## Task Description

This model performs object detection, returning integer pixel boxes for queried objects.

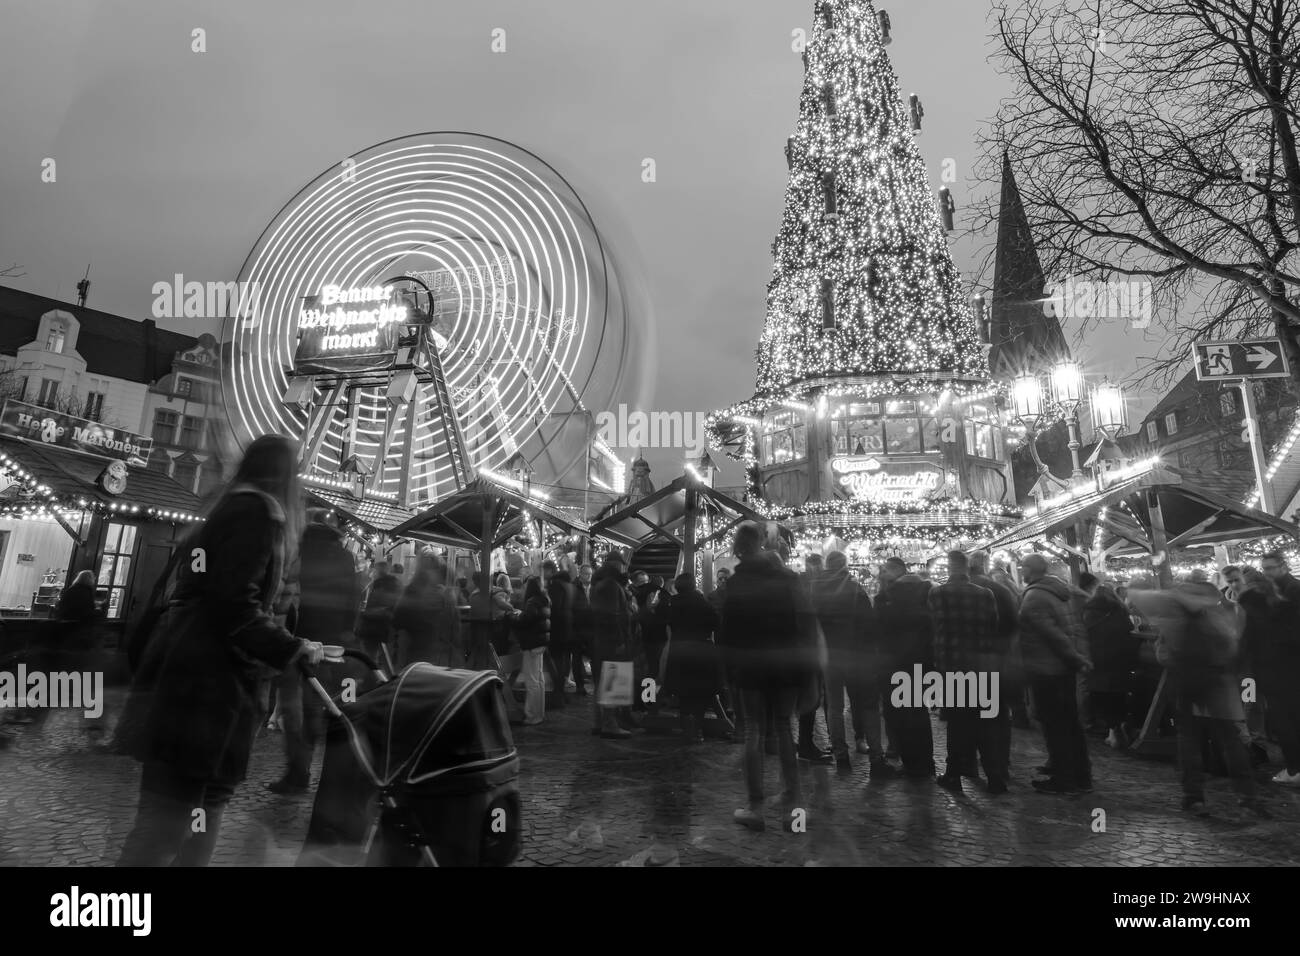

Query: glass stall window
[96,522,138,620]
[884,416,922,454]
[761,411,807,465]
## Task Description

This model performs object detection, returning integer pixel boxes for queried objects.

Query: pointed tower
[990,152,1069,377]
[706,0,1022,565]
[754,0,989,395]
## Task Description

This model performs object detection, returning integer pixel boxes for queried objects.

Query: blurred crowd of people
[7,434,1297,863]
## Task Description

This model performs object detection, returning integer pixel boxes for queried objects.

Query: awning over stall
[0,438,202,519]
[981,462,1299,555]
[590,472,765,556]
[391,476,589,550]
[305,485,417,534]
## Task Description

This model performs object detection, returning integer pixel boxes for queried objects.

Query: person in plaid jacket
[927,550,1009,794]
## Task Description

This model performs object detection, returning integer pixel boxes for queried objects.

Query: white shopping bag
[597,660,634,707]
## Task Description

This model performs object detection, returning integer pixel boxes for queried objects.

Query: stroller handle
[296,645,388,683]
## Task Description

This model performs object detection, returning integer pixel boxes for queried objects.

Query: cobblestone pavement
[2,689,1298,867]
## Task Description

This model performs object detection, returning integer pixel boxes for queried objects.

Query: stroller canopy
[340,664,515,787]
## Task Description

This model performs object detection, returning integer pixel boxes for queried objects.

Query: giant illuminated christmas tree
[708,0,1021,567]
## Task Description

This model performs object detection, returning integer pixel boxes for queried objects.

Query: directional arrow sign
[1192,338,1291,381]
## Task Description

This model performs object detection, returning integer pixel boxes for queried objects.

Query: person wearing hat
[589,552,635,738]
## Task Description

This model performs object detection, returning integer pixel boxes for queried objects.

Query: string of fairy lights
[0,452,204,524]
[753,0,988,395]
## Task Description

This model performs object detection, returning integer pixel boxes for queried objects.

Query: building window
[37,378,59,408]
[179,416,203,449]
[147,451,170,475]
[760,410,807,465]
[822,173,837,217]
[1165,412,1179,436]
[172,460,198,491]
[152,409,179,445]
[885,416,922,454]
[1146,421,1158,443]
[83,391,105,421]
[175,377,193,398]
[962,403,1001,460]
[1219,391,1236,416]
[18,376,28,401]
[831,401,883,456]
[95,522,138,621]
[46,324,66,354]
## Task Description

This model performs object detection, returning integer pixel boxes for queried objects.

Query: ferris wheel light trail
[221,133,608,507]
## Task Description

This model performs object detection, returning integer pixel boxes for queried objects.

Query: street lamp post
[1050,360,1086,479]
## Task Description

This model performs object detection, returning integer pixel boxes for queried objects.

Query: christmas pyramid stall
[707,0,1021,568]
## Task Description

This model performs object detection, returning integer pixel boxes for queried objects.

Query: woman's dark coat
[118,489,303,786]
[663,589,722,701]
[512,592,552,651]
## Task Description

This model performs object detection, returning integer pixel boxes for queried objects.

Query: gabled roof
[589,473,766,549]
[0,437,202,515]
[391,476,589,547]
[0,285,197,384]
[982,462,1298,554]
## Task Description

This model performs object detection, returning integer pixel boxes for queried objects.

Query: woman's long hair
[211,435,304,555]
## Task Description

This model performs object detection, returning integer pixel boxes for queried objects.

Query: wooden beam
[681,484,698,578]
[1147,489,1173,589]
[1165,510,1226,549]
[695,514,746,550]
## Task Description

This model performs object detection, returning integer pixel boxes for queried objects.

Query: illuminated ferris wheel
[220,132,612,515]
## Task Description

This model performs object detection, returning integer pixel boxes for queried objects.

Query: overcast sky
[0,0,1151,487]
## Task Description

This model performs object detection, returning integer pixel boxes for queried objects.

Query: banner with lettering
[0,400,153,467]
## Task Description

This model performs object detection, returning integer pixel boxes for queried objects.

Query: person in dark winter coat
[570,564,595,695]
[971,551,1027,729]
[1259,554,1300,785]
[1018,554,1093,795]
[1128,577,1264,813]
[393,554,465,669]
[269,511,362,794]
[356,568,400,668]
[664,572,721,742]
[589,554,634,738]
[928,551,1008,793]
[1079,572,1138,750]
[512,576,551,725]
[874,556,935,778]
[807,551,885,776]
[543,561,573,709]
[116,435,325,866]
[719,522,817,833]
[467,571,518,671]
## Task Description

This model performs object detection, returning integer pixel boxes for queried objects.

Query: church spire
[990,152,1069,377]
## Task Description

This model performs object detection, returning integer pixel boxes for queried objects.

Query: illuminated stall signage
[831,456,943,504]
[0,400,152,467]
[292,284,410,375]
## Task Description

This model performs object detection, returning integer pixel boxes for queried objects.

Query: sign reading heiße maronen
[0,400,152,467]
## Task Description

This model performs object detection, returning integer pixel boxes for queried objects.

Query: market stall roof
[305,485,417,533]
[0,437,202,516]
[390,476,590,548]
[980,461,1300,554]
[590,473,766,549]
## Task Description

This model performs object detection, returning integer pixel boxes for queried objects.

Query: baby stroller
[297,648,521,867]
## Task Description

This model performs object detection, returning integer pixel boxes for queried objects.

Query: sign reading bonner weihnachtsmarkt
[291,283,410,375]
[0,400,153,466]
